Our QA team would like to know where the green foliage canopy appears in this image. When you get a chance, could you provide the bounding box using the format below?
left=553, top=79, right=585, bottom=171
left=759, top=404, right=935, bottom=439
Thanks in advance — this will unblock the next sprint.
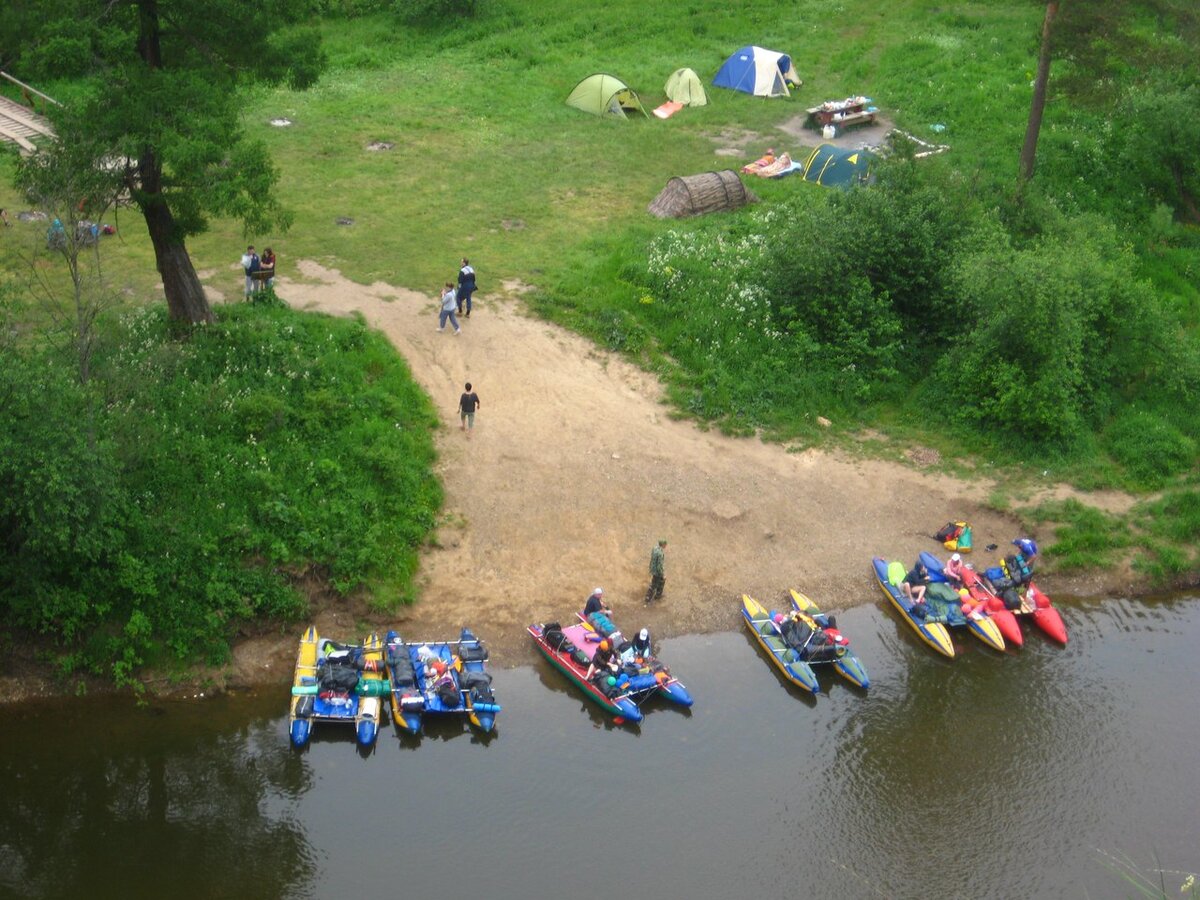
left=3, top=0, right=327, bottom=321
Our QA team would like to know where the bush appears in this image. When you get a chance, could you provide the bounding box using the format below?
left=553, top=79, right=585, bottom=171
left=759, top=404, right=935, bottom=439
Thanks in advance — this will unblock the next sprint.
left=1104, top=410, right=1196, bottom=489
left=0, top=353, right=129, bottom=642
left=0, top=303, right=442, bottom=679
left=935, top=213, right=1163, bottom=449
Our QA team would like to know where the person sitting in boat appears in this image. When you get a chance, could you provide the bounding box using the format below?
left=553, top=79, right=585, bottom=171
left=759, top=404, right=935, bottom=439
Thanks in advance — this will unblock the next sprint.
left=583, top=587, right=611, bottom=617
left=901, top=562, right=929, bottom=604
left=943, top=552, right=966, bottom=587
left=586, top=639, right=620, bottom=682
left=630, top=627, right=652, bottom=661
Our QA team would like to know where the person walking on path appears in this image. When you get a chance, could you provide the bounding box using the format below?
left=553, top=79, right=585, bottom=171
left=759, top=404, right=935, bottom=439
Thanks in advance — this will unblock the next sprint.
left=438, top=282, right=461, bottom=334
left=457, top=258, right=476, bottom=317
left=458, top=382, right=480, bottom=437
left=645, top=539, right=667, bottom=604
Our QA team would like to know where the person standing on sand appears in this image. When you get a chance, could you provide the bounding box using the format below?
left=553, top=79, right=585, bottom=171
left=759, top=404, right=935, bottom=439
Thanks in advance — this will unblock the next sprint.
left=438, top=282, right=461, bottom=334
left=458, top=382, right=480, bottom=437
left=645, top=539, right=667, bottom=604
left=457, top=258, right=476, bottom=317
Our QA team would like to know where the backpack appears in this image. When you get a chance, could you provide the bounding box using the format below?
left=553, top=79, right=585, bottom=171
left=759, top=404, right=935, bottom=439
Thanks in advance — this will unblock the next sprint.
left=1004, top=553, right=1032, bottom=586
left=934, top=521, right=961, bottom=543
left=542, top=625, right=569, bottom=650
left=956, top=525, right=973, bottom=552
left=936, top=521, right=970, bottom=552
left=437, top=679, right=459, bottom=707
left=459, top=642, right=488, bottom=662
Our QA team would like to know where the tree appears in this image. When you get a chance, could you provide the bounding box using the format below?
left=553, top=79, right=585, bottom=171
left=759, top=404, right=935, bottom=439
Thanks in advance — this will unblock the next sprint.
left=1018, top=1, right=1059, bottom=182
left=7, top=0, right=326, bottom=324
left=15, top=117, right=125, bottom=383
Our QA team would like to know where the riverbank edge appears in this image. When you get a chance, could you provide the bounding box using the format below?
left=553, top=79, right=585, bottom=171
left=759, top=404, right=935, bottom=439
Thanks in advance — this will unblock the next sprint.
left=2, top=566, right=1195, bottom=709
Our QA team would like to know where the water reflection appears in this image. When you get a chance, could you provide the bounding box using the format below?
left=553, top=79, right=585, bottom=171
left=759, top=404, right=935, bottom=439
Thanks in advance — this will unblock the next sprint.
left=0, top=694, right=315, bottom=899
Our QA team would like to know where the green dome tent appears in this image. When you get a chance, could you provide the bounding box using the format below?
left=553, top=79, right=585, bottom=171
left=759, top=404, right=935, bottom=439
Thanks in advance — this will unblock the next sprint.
left=566, top=73, right=649, bottom=118
left=801, top=143, right=877, bottom=189
left=664, top=68, right=708, bottom=106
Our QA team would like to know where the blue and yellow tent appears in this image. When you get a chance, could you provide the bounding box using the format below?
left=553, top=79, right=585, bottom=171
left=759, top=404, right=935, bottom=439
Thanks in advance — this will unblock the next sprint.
left=802, top=144, right=876, bottom=189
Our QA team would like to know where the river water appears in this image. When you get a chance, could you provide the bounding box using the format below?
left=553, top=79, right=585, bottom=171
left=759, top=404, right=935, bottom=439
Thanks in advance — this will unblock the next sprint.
left=1, top=594, right=1197, bottom=899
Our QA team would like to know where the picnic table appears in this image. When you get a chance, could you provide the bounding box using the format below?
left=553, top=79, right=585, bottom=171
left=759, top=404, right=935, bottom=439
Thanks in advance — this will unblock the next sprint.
left=805, top=96, right=877, bottom=133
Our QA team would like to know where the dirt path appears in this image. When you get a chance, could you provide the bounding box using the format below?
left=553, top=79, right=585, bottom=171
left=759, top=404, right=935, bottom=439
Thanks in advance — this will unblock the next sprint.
left=222, top=260, right=1109, bottom=680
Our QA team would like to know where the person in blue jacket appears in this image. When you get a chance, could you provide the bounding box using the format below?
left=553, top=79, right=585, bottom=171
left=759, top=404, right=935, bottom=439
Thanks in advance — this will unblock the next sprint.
left=457, top=258, right=476, bottom=317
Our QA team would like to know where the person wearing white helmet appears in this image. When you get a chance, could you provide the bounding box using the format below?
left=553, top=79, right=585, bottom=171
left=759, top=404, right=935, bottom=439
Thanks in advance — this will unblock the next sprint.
left=583, top=587, right=610, bottom=617
left=944, top=552, right=966, bottom=587
left=631, top=627, right=652, bottom=661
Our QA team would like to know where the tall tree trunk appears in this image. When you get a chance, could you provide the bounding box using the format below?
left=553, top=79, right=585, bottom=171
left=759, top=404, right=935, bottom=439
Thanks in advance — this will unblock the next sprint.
left=136, top=149, right=215, bottom=324
left=1019, top=1, right=1059, bottom=182
left=135, top=0, right=214, bottom=324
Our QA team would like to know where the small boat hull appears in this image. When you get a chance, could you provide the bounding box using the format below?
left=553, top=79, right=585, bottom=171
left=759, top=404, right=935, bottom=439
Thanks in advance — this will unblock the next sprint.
left=1027, top=582, right=1068, bottom=644
left=741, top=595, right=820, bottom=694
left=872, top=557, right=956, bottom=658
left=459, top=627, right=501, bottom=732
left=528, top=623, right=643, bottom=723
left=789, top=589, right=870, bottom=690
left=288, top=625, right=320, bottom=748
left=385, top=630, right=425, bottom=734
left=964, top=611, right=1006, bottom=652
left=355, top=633, right=385, bottom=748
left=659, top=680, right=694, bottom=707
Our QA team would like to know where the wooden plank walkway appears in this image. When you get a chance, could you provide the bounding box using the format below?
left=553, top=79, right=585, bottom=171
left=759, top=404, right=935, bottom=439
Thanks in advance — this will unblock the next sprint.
left=0, top=95, right=55, bottom=153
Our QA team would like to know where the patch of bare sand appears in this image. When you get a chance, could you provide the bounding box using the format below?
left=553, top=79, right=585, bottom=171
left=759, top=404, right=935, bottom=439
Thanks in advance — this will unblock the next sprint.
left=776, top=113, right=895, bottom=151
left=217, top=258, right=1113, bottom=688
